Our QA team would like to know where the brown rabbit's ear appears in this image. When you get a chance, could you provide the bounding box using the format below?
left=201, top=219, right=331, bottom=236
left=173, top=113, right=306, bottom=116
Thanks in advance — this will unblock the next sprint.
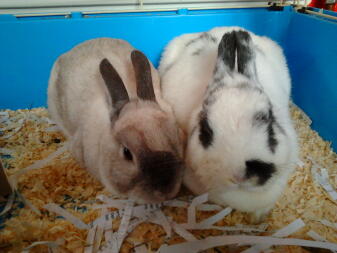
left=131, top=50, right=156, bottom=102
left=100, top=58, right=129, bottom=108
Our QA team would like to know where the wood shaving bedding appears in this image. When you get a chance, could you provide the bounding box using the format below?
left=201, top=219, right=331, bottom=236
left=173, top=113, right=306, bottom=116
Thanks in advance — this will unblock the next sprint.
left=0, top=105, right=336, bottom=253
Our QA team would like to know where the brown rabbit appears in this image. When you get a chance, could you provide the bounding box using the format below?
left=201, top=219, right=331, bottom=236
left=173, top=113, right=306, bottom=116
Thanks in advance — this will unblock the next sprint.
left=48, top=38, right=184, bottom=202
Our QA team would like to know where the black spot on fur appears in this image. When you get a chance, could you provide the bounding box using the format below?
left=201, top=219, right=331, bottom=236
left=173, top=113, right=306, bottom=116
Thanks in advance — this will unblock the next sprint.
left=199, top=111, right=214, bottom=148
left=186, top=32, right=217, bottom=47
left=192, top=48, right=203, bottom=56
left=253, top=108, right=278, bottom=153
left=245, top=159, right=276, bottom=185
left=200, top=32, right=217, bottom=43
left=186, top=38, right=198, bottom=47
left=267, top=109, right=278, bottom=153
left=274, top=119, right=286, bottom=135
left=139, top=151, right=182, bottom=194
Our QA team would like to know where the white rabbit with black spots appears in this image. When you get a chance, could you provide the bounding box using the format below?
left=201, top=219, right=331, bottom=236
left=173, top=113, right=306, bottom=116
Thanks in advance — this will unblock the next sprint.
left=159, top=27, right=298, bottom=222
left=48, top=38, right=184, bottom=203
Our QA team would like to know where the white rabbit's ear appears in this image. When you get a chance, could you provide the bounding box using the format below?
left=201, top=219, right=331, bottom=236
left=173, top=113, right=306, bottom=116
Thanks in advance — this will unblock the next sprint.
left=235, top=30, right=255, bottom=78
left=131, top=50, right=156, bottom=102
left=217, top=31, right=236, bottom=73
left=100, top=58, right=129, bottom=108
left=215, top=30, right=255, bottom=78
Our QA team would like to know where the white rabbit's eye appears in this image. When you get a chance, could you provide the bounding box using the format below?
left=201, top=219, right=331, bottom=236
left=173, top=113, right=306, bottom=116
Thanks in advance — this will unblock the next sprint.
left=123, top=147, right=133, bottom=161
left=254, top=111, right=269, bottom=124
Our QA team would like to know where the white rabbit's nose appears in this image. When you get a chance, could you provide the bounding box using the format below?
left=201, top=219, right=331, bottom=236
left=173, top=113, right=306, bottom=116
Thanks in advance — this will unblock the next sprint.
left=245, top=159, right=275, bottom=185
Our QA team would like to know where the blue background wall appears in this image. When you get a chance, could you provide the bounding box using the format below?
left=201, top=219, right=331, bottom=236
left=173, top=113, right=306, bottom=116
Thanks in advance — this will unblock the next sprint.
left=0, top=7, right=291, bottom=110
left=284, top=12, right=337, bottom=152
left=0, top=6, right=336, bottom=150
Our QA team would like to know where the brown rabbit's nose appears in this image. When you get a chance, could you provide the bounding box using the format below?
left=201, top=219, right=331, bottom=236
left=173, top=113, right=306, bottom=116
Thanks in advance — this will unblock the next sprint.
left=139, top=151, right=183, bottom=194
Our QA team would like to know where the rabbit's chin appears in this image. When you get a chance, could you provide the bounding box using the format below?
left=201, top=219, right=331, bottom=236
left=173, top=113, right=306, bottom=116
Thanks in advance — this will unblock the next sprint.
left=208, top=173, right=289, bottom=219
left=208, top=180, right=269, bottom=195
left=127, top=186, right=181, bottom=204
left=101, top=178, right=182, bottom=204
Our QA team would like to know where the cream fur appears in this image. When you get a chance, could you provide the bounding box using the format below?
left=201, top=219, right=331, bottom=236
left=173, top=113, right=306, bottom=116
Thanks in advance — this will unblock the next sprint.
left=48, top=38, right=184, bottom=202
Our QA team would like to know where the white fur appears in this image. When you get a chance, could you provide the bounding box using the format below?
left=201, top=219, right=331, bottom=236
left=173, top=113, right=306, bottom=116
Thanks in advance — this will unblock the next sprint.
left=159, top=27, right=298, bottom=221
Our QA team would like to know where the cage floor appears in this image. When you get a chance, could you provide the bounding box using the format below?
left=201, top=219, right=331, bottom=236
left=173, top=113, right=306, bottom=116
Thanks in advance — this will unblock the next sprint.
left=0, top=105, right=336, bottom=253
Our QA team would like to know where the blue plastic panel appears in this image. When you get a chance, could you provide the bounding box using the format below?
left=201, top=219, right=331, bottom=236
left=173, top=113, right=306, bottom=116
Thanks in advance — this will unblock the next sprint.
left=0, top=7, right=291, bottom=110
left=284, top=11, right=337, bottom=151
left=0, top=6, right=336, bottom=151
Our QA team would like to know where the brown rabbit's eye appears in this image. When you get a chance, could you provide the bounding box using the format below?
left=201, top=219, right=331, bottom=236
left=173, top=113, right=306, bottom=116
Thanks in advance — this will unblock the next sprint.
left=123, top=147, right=133, bottom=161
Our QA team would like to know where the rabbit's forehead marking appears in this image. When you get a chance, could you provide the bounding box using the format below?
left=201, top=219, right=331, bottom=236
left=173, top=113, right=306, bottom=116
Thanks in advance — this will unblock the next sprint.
left=204, top=81, right=262, bottom=113
left=115, top=125, right=146, bottom=150
left=115, top=108, right=178, bottom=153
left=117, top=122, right=168, bottom=151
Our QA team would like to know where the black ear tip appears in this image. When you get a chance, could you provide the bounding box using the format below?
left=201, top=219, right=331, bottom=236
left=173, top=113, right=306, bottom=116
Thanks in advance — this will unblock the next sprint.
left=100, top=58, right=112, bottom=71
left=101, top=58, right=108, bottom=63
left=100, top=58, right=109, bottom=65
left=131, top=50, right=147, bottom=62
left=130, top=50, right=137, bottom=58
left=220, top=31, right=235, bottom=41
left=235, top=30, right=251, bottom=41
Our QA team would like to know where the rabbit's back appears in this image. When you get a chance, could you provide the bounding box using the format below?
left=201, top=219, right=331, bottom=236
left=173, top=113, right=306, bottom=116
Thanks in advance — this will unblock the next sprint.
left=48, top=38, right=162, bottom=136
left=160, top=27, right=291, bottom=132
left=159, top=32, right=218, bottom=131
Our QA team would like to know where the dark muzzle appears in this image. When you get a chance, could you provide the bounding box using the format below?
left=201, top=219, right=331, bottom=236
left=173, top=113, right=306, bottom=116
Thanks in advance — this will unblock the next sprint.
left=139, top=151, right=182, bottom=194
